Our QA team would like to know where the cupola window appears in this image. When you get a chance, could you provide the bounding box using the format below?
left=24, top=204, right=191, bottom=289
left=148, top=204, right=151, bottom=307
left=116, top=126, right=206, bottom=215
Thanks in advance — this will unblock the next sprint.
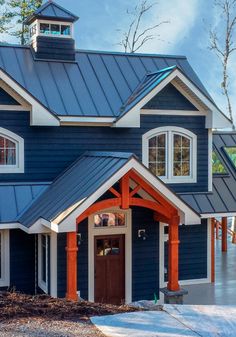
left=143, top=126, right=197, bottom=183
left=39, top=22, right=71, bottom=37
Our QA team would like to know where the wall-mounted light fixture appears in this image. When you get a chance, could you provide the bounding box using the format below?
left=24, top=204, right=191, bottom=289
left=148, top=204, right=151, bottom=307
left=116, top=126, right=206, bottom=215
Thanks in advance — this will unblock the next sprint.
left=138, top=229, right=148, bottom=241
left=77, top=233, right=82, bottom=246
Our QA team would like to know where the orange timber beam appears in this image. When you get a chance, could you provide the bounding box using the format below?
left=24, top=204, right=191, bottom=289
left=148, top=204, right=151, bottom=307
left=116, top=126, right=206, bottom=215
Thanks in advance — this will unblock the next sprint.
left=167, top=215, right=180, bottom=292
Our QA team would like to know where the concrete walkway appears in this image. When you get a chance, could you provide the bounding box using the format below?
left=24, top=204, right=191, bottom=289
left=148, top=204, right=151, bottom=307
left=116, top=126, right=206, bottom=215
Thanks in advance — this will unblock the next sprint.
left=92, top=305, right=236, bottom=337
left=184, top=237, right=236, bottom=305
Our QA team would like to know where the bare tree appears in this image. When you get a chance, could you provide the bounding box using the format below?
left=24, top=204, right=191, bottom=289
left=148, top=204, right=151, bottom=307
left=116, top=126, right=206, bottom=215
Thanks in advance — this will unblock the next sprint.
left=118, top=0, right=169, bottom=53
left=209, top=0, right=236, bottom=127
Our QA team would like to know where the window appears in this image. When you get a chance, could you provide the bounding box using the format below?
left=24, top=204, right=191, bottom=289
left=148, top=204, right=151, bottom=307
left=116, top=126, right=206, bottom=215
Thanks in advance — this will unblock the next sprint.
left=0, top=128, right=24, bottom=173
left=96, top=238, right=120, bottom=256
left=212, top=151, right=227, bottom=174
left=39, top=22, right=71, bottom=37
left=94, top=213, right=125, bottom=228
left=224, top=147, right=236, bottom=169
left=0, top=230, right=9, bottom=287
left=143, top=126, right=197, bottom=183
left=38, top=234, right=49, bottom=293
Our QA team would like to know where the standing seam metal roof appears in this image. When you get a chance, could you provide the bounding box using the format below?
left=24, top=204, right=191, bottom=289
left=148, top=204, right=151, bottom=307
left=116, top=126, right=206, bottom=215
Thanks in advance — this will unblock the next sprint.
left=0, top=44, right=213, bottom=118
left=179, top=132, right=236, bottom=215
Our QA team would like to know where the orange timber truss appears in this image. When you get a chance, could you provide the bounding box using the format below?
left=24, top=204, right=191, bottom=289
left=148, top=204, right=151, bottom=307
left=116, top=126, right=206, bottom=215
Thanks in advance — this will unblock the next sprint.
left=66, top=169, right=181, bottom=301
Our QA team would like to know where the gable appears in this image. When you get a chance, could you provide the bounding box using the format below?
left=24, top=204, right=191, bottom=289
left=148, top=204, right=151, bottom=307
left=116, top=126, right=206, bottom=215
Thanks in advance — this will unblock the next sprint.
left=0, top=87, right=20, bottom=105
left=143, top=83, right=198, bottom=111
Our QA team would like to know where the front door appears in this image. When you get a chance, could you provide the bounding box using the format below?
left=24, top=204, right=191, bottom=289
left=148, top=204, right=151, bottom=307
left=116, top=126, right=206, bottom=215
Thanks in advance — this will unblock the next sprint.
left=94, top=234, right=125, bottom=304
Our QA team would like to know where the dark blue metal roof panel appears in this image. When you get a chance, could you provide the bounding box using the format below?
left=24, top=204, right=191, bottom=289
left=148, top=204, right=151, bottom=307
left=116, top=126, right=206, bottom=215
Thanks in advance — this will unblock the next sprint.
left=0, top=45, right=214, bottom=118
left=0, top=183, right=49, bottom=223
left=19, top=152, right=134, bottom=228
left=179, top=132, right=236, bottom=215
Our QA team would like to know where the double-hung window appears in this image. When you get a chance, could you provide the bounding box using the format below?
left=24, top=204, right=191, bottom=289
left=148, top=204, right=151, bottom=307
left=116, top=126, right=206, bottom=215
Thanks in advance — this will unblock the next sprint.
left=143, top=126, right=197, bottom=183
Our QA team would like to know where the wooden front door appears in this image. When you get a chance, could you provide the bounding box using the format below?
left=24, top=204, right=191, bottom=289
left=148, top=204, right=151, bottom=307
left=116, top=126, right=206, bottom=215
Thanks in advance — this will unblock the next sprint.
left=94, top=234, right=125, bottom=305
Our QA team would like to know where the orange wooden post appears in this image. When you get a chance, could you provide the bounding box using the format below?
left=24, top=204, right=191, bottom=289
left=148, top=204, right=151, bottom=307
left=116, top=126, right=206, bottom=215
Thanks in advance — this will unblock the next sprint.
left=211, top=218, right=215, bottom=283
left=167, top=215, right=180, bottom=292
left=66, top=232, right=78, bottom=301
left=221, top=217, right=228, bottom=252
left=216, top=220, right=219, bottom=240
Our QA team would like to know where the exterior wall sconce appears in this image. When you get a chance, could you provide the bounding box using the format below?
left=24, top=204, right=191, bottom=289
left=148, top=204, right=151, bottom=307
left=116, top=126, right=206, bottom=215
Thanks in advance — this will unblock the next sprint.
left=138, top=229, right=148, bottom=240
left=77, top=233, right=82, bottom=245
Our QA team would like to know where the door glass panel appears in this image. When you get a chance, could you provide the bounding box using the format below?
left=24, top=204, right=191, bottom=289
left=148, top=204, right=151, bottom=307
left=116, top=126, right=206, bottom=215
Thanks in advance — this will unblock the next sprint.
left=96, top=238, right=120, bottom=256
left=111, top=239, right=120, bottom=255
left=96, top=239, right=104, bottom=256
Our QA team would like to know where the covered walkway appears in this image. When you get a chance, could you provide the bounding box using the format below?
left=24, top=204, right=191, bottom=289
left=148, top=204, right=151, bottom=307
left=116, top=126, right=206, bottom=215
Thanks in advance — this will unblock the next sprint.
left=184, top=235, right=236, bottom=304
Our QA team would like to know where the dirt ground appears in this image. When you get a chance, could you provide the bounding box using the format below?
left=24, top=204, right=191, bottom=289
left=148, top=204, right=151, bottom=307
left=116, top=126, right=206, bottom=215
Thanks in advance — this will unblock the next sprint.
left=0, top=292, right=139, bottom=337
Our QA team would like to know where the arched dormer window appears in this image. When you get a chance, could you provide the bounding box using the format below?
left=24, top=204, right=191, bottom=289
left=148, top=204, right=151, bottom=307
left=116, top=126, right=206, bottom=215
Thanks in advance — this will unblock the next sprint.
left=142, top=126, right=197, bottom=183
left=0, top=128, right=24, bottom=173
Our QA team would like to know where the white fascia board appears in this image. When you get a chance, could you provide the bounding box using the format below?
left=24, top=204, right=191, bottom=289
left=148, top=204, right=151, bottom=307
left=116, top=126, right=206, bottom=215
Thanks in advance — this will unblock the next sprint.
left=141, top=109, right=207, bottom=116
left=176, top=72, right=232, bottom=129
left=0, top=69, right=59, bottom=126
left=57, top=158, right=200, bottom=232
left=114, top=70, right=178, bottom=128
left=201, top=212, right=236, bottom=218
left=59, top=116, right=115, bottom=126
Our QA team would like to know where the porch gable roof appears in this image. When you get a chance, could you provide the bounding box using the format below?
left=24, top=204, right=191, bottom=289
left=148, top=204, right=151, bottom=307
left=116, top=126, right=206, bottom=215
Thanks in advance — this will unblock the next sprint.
left=18, top=151, right=200, bottom=232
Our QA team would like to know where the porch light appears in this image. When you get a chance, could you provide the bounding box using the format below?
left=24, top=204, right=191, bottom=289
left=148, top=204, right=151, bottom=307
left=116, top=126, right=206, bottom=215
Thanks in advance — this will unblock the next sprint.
left=77, top=233, right=82, bottom=246
left=138, top=229, right=148, bottom=240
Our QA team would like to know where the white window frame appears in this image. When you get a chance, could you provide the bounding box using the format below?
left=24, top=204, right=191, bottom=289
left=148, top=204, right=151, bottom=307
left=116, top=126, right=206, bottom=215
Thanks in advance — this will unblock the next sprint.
left=142, top=126, right=197, bottom=183
left=0, top=127, right=24, bottom=174
left=0, top=230, right=10, bottom=287
left=29, top=19, right=73, bottom=42
left=38, top=234, right=49, bottom=294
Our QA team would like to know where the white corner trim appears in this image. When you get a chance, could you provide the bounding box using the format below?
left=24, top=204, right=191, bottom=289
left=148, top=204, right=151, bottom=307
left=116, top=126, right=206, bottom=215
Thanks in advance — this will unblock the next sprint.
left=142, top=126, right=197, bottom=184
left=0, top=69, right=59, bottom=126
left=50, top=231, right=57, bottom=298
left=208, top=129, right=213, bottom=192
left=0, top=127, right=24, bottom=174
left=0, top=229, right=10, bottom=287
left=88, top=208, right=132, bottom=304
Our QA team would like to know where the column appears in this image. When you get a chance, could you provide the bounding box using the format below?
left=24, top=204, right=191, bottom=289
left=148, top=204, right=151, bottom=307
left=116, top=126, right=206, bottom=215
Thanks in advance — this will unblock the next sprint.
left=66, top=232, right=78, bottom=301
left=211, top=218, right=215, bottom=283
left=167, top=215, right=180, bottom=292
left=222, top=217, right=227, bottom=252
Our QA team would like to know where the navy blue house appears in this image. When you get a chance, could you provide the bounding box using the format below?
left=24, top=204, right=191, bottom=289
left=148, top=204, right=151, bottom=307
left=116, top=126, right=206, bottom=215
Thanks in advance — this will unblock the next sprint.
left=0, top=0, right=235, bottom=305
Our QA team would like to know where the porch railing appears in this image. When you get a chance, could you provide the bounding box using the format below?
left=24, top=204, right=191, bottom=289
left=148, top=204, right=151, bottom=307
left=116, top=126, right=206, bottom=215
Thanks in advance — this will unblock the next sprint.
left=214, top=219, right=236, bottom=244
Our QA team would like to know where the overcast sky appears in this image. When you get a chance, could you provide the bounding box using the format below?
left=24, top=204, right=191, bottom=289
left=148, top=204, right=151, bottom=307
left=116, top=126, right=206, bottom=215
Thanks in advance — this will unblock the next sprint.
left=3, top=0, right=236, bottom=121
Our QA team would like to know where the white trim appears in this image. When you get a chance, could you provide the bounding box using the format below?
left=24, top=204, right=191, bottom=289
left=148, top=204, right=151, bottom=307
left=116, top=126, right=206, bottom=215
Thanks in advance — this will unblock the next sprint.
left=142, top=126, right=197, bottom=184
left=59, top=116, right=115, bottom=126
left=115, top=68, right=232, bottom=129
left=88, top=208, right=132, bottom=304
left=208, top=129, right=213, bottom=192
left=201, top=212, right=236, bottom=218
left=38, top=234, right=49, bottom=293
left=50, top=231, right=57, bottom=297
left=0, top=229, right=10, bottom=287
left=0, top=69, right=59, bottom=126
left=0, top=127, right=24, bottom=174
left=0, top=105, right=30, bottom=111
left=141, top=109, right=207, bottom=116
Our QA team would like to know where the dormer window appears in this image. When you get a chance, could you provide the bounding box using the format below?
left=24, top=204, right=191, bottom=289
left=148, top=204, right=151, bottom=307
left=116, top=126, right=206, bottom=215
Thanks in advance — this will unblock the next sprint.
left=37, top=21, right=71, bottom=37
left=143, top=127, right=197, bottom=183
left=0, top=128, right=24, bottom=173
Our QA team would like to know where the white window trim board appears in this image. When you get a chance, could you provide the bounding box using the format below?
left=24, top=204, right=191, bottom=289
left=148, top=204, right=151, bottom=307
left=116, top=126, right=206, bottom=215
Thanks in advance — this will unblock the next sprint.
left=0, top=229, right=10, bottom=287
left=88, top=208, right=132, bottom=304
left=142, top=126, right=197, bottom=184
left=38, top=234, right=49, bottom=294
left=0, top=127, right=24, bottom=173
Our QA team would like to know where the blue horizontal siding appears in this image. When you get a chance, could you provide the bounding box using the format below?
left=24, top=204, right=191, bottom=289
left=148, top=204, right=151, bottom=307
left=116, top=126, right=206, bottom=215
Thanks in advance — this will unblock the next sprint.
left=144, top=83, right=197, bottom=110
left=132, top=207, right=159, bottom=301
left=0, top=88, right=20, bottom=105
left=9, top=229, right=35, bottom=294
left=0, top=111, right=208, bottom=192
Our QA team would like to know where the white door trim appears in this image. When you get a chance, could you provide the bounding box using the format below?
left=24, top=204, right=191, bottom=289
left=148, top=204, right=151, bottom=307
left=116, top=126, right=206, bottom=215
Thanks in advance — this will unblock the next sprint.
left=88, top=208, right=132, bottom=304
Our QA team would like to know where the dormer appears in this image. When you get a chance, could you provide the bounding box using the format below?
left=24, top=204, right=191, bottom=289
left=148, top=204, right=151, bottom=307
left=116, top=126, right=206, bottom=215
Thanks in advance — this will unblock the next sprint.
left=25, top=0, right=79, bottom=61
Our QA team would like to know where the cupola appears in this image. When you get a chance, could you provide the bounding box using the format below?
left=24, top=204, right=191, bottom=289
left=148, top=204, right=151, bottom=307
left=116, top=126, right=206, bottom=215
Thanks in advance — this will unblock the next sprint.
left=25, top=0, right=79, bottom=61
